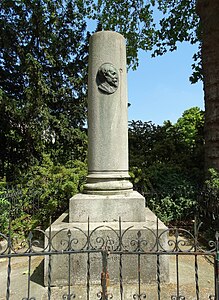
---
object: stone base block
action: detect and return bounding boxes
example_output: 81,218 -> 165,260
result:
69,191 -> 145,222
44,209 -> 169,286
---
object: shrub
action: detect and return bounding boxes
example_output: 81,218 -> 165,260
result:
0,155 -> 87,237
0,192 -> 10,234
147,193 -> 196,224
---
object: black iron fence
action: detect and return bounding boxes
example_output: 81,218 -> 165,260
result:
0,187 -> 219,299
0,217 -> 218,300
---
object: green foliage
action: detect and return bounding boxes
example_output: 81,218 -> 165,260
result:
85,0 -> 201,80
196,168 -> 219,231
0,155 -> 87,236
0,189 -> 10,234
175,107 -> 204,147
129,107 -> 204,193
205,168 -> 219,190
152,0 -> 202,83
48,128 -> 88,166
129,107 -> 204,223
154,0 -> 199,54
147,194 -> 196,224
19,154 -> 87,227
87,0 -> 157,69
0,0 -> 88,180
86,0 -> 201,76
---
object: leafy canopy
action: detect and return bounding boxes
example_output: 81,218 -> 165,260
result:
87,0 -> 201,77
0,0 -> 88,180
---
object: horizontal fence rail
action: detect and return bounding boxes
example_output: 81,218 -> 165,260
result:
0,217 -> 218,300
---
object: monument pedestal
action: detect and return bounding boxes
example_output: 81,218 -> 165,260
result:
69,191 -> 145,222
44,207 -> 169,286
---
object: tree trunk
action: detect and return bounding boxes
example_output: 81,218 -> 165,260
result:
196,0 -> 219,173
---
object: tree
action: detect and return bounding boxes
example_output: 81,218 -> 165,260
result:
129,107 -> 204,193
88,1 -> 200,72
86,0 -> 157,69
128,108 -> 204,223
196,1 -> 219,173
0,0 -> 88,180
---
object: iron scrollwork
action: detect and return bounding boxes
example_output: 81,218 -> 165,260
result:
97,291 -> 113,300
171,296 -> 185,300
133,293 -> 147,299
1,219 -> 219,255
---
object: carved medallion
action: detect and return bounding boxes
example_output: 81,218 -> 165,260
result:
96,63 -> 119,94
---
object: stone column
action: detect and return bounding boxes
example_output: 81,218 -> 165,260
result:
69,31 -> 145,223
83,31 -> 133,194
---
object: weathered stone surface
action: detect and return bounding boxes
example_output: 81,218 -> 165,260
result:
44,209 -> 169,286
83,31 -> 132,194
69,191 -> 145,223
44,31 -> 170,287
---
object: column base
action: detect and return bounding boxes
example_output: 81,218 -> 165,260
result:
69,191 -> 145,223
83,171 -> 133,194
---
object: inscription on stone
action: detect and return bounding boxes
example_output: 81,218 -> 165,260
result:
90,256 -> 120,263
96,63 -> 119,94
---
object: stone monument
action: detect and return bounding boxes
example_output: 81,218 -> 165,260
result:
45,31 -> 169,287
69,31 -> 146,223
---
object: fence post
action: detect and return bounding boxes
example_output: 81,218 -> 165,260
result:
216,253 -> 219,300
215,232 -> 219,300
100,250 -> 110,300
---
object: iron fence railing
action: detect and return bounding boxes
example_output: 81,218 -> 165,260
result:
0,187 -> 219,299
0,217 -> 218,300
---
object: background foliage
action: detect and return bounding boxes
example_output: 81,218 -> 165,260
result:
0,0 -> 88,181
128,107 -> 205,225
0,155 -> 87,235
1,1 -> 218,232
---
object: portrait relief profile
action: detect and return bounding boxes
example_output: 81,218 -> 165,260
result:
96,63 -> 119,94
